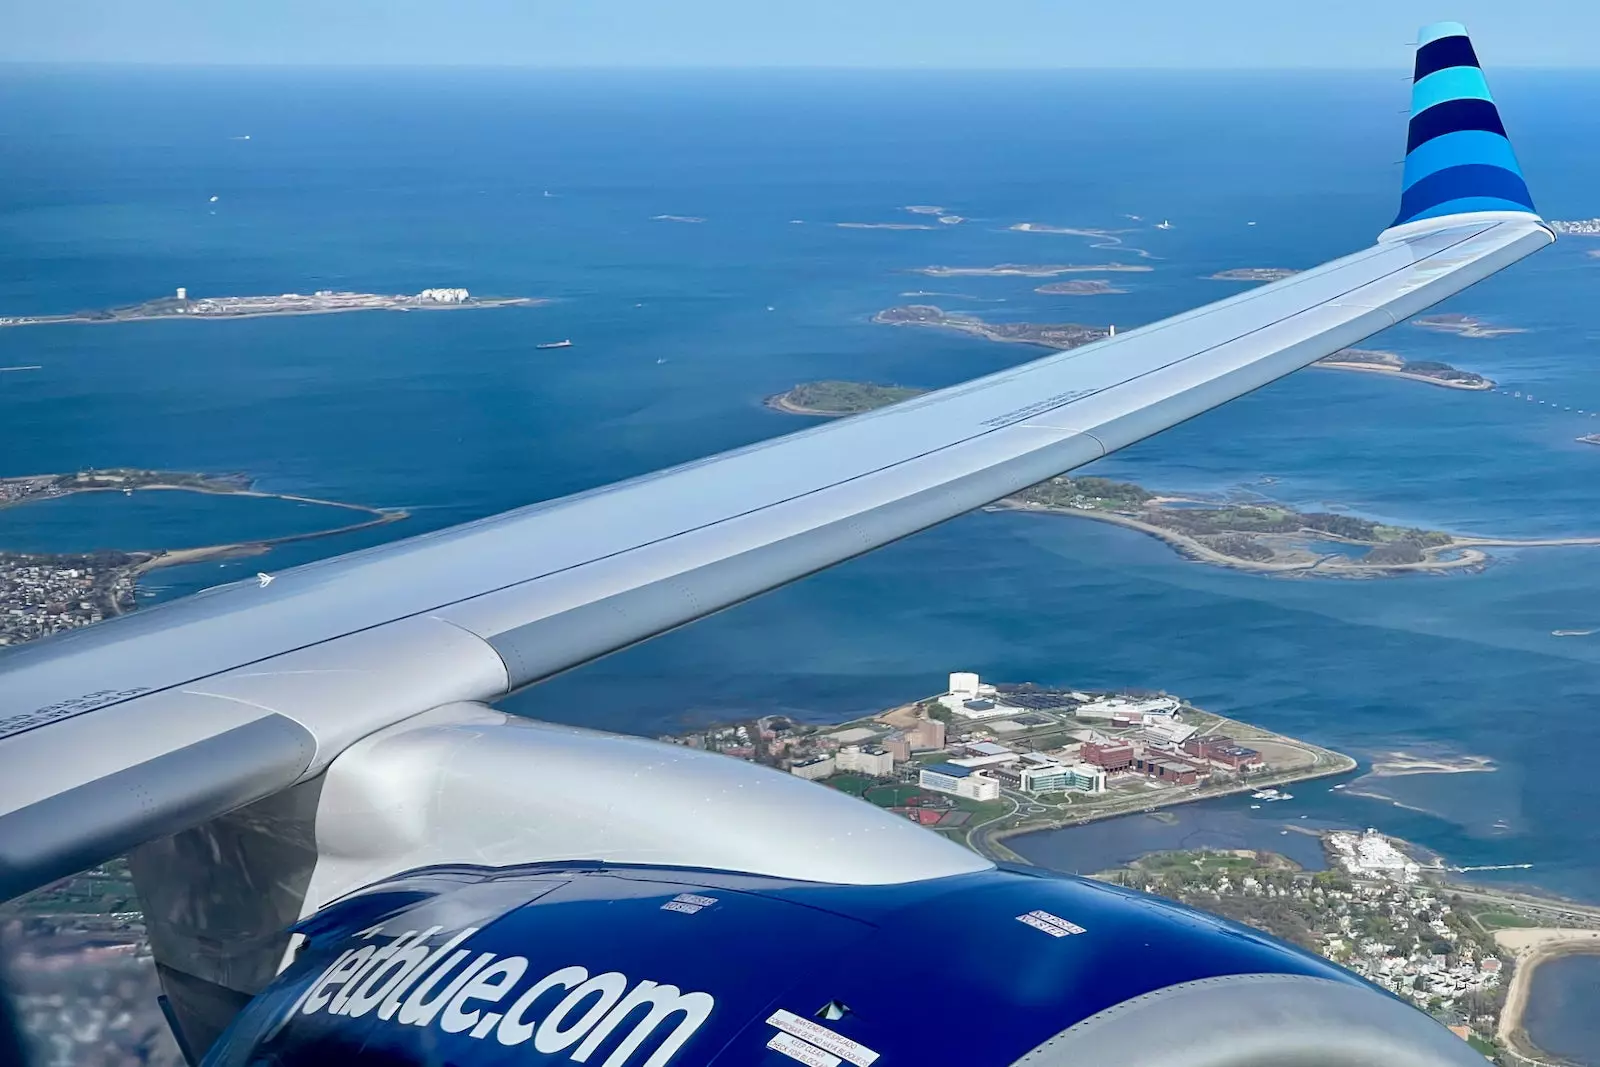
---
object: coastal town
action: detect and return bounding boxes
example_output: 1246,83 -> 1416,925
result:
0,286 -> 541,329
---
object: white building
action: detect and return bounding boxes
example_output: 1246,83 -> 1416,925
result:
1019,762 -> 1106,795
835,745 -> 894,777
1076,696 -> 1180,721
1142,721 -> 1198,747
790,756 -> 835,781
919,763 -> 1000,802
417,287 -> 471,303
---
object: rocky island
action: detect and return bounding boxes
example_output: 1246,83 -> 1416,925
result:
1412,313 -> 1525,339
1208,268 -> 1301,282
873,305 -> 1108,349
0,287 -> 541,329
1035,279 -> 1127,296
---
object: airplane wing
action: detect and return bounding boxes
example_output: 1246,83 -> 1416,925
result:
0,22 -> 1553,907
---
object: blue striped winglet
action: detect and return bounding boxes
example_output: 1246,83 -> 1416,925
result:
1391,22 -> 1536,229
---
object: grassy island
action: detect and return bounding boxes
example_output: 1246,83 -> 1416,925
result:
765,380 -> 928,415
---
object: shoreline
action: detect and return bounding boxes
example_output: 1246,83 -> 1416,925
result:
980,737 -> 1356,864
1495,928 -> 1600,1064
987,499 -> 1600,578
0,471 -> 410,629
0,297 -> 544,329
985,499 -> 1495,577
1312,360 -> 1495,391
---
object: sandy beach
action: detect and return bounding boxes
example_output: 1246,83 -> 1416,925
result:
1495,928 -> 1600,1060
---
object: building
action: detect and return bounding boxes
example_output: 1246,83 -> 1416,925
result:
1134,756 -> 1202,785
1142,721 -> 1198,748
948,672 -> 980,701
907,717 -> 947,751
1076,696 -> 1180,721
790,756 -> 835,781
175,286 -> 188,300
1018,762 -> 1106,795
884,733 -> 911,762
1080,739 -> 1136,772
919,763 -> 1001,802
836,745 -> 895,777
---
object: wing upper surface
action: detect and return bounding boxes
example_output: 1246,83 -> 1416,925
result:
0,212 -> 1553,900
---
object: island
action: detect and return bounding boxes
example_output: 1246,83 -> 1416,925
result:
0,468 -> 407,645
997,474 -> 1600,578
1413,313 -> 1526,339
1207,268 -> 1301,282
912,264 -> 1154,277
1035,279 -> 1127,296
765,380 -> 926,415
1313,348 -> 1494,390
873,305 -> 1108,349
1580,434 -> 1600,447
836,222 -> 936,231
0,287 -> 542,329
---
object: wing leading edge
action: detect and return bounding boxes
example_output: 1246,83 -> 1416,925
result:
0,25 -> 1553,902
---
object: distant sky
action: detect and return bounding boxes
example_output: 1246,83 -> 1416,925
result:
5,1 -> 1598,69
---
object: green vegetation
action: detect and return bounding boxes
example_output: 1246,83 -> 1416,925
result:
1017,475 -> 1154,511
1013,474 -> 1456,566
864,783 -> 925,807
1473,910 -> 1540,931
775,380 -> 926,415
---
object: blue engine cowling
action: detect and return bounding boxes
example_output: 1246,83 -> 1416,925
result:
204,862 -> 1485,1067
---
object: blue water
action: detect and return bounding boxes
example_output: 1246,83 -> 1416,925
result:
1524,955 -> 1600,1064
3,69 -> 1600,1046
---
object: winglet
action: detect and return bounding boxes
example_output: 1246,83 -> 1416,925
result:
1382,22 -> 1541,238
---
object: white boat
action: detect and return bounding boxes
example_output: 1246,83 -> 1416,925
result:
536,339 -> 573,350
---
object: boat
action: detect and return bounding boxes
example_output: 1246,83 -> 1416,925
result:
1251,789 -> 1278,800
1553,629 -> 1595,637
536,340 -> 573,350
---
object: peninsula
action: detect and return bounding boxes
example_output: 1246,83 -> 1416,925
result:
660,673 -> 1354,858
873,305 -> 1108,349
1035,279 -> 1127,296
911,264 -> 1154,277
1313,348 -> 1494,390
0,287 -> 542,329
998,474 -> 1600,578
1208,268 -> 1301,282
0,468 -> 406,645
871,307 -> 1490,389
1413,313 -> 1526,338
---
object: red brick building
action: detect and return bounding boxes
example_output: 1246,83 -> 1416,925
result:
1080,740 -> 1136,772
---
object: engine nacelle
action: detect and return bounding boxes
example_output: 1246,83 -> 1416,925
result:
204,862 -> 1484,1067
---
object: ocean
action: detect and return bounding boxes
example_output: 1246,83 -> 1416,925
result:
3,64 -> 1600,1059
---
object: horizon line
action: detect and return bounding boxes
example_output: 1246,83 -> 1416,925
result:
1,59 -> 1596,73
